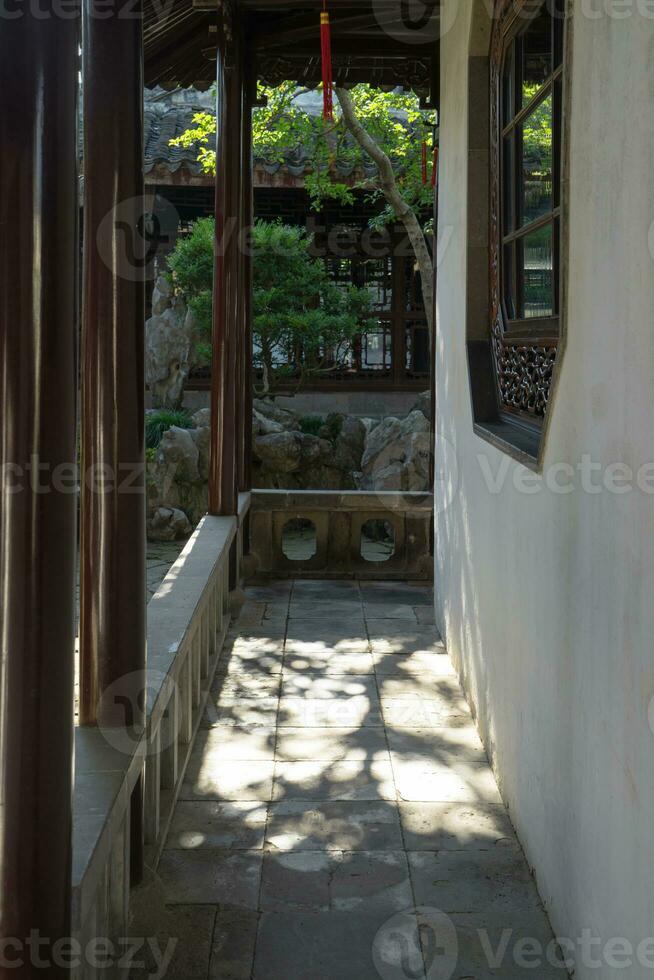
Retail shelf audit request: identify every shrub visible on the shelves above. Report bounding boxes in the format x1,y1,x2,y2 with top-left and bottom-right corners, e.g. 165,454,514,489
298,415,325,438
166,218,373,395
146,409,194,450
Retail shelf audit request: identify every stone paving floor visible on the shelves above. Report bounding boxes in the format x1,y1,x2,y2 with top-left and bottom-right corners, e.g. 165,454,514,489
131,579,566,980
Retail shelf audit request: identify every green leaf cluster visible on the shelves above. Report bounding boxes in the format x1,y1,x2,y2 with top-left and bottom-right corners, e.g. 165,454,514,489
166,218,373,394
170,82,437,223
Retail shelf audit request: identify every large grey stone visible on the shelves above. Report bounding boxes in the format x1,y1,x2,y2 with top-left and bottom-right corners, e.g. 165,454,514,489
360,410,431,491
146,277,199,408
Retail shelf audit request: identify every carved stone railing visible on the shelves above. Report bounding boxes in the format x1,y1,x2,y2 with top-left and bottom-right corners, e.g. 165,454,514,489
249,489,433,581
71,494,251,976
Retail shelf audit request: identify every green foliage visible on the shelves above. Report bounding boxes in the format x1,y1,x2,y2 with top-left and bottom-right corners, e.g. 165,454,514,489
298,413,343,443
170,81,436,227
146,409,194,450
166,218,373,395
298,415,325,437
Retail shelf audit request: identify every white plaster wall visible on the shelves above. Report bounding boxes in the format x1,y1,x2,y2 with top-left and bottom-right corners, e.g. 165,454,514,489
435,2,654,975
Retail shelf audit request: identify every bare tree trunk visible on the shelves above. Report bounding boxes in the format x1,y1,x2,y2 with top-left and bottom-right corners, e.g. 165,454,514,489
335,87,434,335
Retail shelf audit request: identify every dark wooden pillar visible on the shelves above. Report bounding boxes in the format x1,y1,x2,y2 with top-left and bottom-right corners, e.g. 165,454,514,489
79,0,146,873
0,12,78,971
79,0,146,727
209,19,242,516
238,58,254,493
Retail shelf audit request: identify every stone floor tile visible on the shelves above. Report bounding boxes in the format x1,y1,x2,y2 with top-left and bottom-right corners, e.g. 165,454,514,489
273,759,396,801
202,698,279,729
274,726,389,763
260,850,331,911
217,651,284,677
226,627,286,645
288,599,364,619
209,910,259,980
360,582,433,606
167,801,268,850
232,600,266,629
285,620,367,639
391,756,502,804
408,847,542,913
445,910,565,978
285,626,369,647
245,581,292,602
186,726,276,763
291,579,360,599
414,606,435,625
377,672,462,700
381,698,470,729
260,849,412,914
253,910,426,980
362,603,419,622
385,725,486,761
281,673,377,699
368,627,445,655
399,801,516,850
265,800,403,851
127,903,215,980
373,651,454,676
157,850,262,907
212,673,281,699
283,647,375,675
181,759,275,801
330,850,413,913
278,696,382,728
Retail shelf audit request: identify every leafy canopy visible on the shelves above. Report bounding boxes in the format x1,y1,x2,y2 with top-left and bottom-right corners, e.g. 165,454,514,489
166,218,373,394
170,81,436,226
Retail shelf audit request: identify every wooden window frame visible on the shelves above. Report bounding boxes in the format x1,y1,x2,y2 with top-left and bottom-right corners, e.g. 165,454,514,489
490,0,567,426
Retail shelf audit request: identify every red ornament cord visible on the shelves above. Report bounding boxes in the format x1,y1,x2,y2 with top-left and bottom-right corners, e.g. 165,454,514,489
320,4,333,121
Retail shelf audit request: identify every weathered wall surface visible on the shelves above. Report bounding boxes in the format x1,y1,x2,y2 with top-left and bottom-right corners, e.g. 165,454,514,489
435,1,654,975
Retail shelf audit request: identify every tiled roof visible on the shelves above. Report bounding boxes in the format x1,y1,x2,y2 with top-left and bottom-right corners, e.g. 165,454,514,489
143,87,380,180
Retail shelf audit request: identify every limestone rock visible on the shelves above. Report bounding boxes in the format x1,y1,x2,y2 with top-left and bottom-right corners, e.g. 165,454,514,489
253,431,331,474
192,408,211,429
147,506,192,541
253,407,285,437
361,410,431,491
253,398,298,431
158,426,200,483
146,277,198,409
189,424,211,482
331,414,366,475
411,390,431,420
151,275,173,316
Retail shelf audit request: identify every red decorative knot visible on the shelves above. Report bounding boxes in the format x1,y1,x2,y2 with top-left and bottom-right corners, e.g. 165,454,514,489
320,6,333,121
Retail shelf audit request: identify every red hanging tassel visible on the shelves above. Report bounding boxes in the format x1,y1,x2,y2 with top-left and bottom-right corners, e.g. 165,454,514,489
431,146,439,188
320,3,333,121
421,141,428,185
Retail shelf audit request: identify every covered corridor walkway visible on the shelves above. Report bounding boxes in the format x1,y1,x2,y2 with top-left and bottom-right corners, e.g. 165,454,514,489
130,579,565,980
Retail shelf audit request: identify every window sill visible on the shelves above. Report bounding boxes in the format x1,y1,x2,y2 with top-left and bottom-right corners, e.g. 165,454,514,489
473,418,542,471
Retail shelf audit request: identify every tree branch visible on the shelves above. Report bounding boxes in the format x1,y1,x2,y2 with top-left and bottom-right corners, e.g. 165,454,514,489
335,87,434,336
